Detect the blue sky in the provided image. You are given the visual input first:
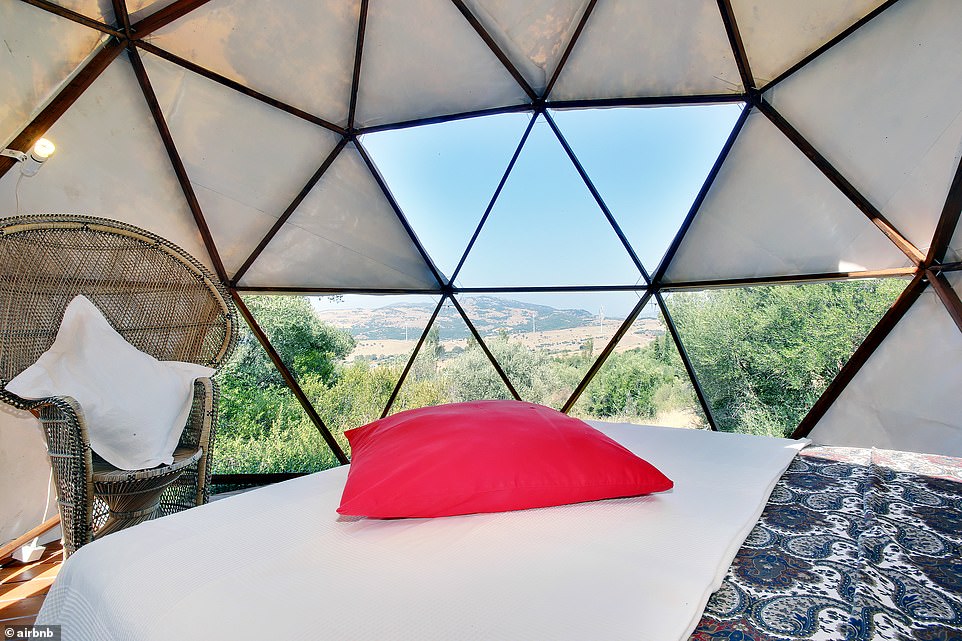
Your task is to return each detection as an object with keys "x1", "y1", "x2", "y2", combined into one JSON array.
[{"x1": 327, "y1": 103, "x2": 743, "y2": 317}]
